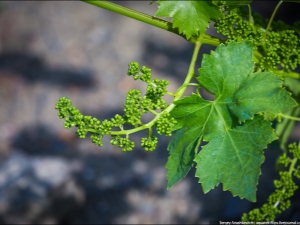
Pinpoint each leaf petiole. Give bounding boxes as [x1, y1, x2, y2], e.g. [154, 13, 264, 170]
[165, 91, 175, 96]
[271, 69, 300, 79]
[278, 113, 300, 121]
[263, 0, 283, 41]
[81, 0, 222, 45]
[175, 83, 200, 95]
[149, 109, 159, 116]
[247, 4, 254, 25]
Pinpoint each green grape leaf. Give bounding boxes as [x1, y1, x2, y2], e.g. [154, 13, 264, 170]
[195, 116, 276, 202]
[155, 0, 223, 39]
[197, 41, 297, 123]
[166, 96, 213, 189]
[166, 127, 201, 189]
[168, 41, 297, 201]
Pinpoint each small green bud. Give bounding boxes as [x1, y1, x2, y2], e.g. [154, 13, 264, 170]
[141, 136, 158, 151]
[127, 62, 140, 76]
[111, 114, 125, 127]
[155, 112, 177, 136]
[90, 134, 103, 147]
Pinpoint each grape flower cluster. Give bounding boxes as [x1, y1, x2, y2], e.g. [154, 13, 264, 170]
[214, 9, 264, 47]
[260, 29, 300, 72]
[242, 142, 300, 222]
[55, 62, 177, 152]
[214, 3, 300, 73]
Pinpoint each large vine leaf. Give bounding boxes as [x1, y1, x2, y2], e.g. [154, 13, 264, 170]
[155, 0, 223, 39]
[167, 41, 297, 201]
[166, 127, 201, 189]
[195, 116, 276, 202]
[166, 97, 212, 188]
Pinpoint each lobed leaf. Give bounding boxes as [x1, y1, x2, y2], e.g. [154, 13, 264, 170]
[198, 41, 297, 123]
[195, 116, 276, 202]
[166, 127, 201, 189]
[155, 0, 223, 39]
[168, 41, 297, 201]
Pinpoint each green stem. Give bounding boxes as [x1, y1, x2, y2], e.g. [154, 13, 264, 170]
[253, 51, 262, 63]
[263, 0, 283, 41]
[273, 194, 282, 208]
[174, 42, 202, 99]
[81, 0, 223, 45]
[282, 71, 300, 79]
[185, 83, 199, 86]
[176, 83, 200, 92]
[201, 34, 223, 46]
[165, 91, 175, 96]
[289, 158, 298, 176]
[271, 69, 300, 79]
[149, 109, 159, 115]
[279, 113, 300, 122]
[105, 41, 202, 136]
[81, 0, 300, 79]
[247, 4, 254, 25]
[272, 157, 298, 209]
[82, 1, 182, 36]
[148, 127, 153, 136]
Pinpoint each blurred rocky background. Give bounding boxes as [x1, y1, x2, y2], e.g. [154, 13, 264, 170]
[0, 1, 299, 224]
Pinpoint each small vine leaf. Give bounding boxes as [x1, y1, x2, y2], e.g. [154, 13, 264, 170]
[155, 0, 223, 39]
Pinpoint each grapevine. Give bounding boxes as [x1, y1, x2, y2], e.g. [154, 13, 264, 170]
[55, 62, 178, 152]
[55, 0, 300, 221]
[242, 142, 300, 222]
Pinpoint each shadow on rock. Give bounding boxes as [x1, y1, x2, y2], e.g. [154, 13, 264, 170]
[0, 151, 84, 224]
[0, 52, 96, 88]
[11, 124, 77, 158]
[0, 149, 135, 224]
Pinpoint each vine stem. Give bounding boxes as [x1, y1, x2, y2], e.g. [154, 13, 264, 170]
[177, 83, 200, 90]
[81, 0, 220, 46]
[165, 91, 175, 96]
[82, 0, 180, 36]
[289, 158, 297, 176]
[87, 41, 202, 136]
[263, 0, 283, 41]
[279, 113, 300, 122]
[82, 0, 300, 79]
[272, 157, 298, 209]
[247, 4, 254, 25]
[149, 109, 159, 115]
[271, 69, 300, 79]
